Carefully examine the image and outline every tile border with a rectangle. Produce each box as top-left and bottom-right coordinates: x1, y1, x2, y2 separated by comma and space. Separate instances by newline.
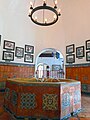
65, 63, 90, 67
0, 61, 35, 67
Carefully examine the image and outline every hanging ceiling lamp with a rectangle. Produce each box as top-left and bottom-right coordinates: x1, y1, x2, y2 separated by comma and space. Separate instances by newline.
28, 0, 61, 26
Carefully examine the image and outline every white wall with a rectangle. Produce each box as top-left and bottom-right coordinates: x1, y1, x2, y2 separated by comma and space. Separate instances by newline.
0, 0, 36, 63
62, 0, 90, 64
0, 0, 66, 64
34, 20, 66, 60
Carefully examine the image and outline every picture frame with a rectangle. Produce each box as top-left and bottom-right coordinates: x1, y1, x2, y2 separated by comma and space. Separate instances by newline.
15, 47, 24, 58
25, 45, 34, 54
66, 54, 75, 63
86, 51, 90, 61
3, 40, 15, 50
66, 44, 75, 54
76, 46, 84, 58
86, 40, 90, 50
52, 65, 61, 71
2, 51, 14, 61
24, 54, 33, 63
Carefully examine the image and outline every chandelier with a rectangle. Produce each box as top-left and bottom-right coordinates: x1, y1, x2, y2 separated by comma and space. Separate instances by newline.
28, 0, 61, 26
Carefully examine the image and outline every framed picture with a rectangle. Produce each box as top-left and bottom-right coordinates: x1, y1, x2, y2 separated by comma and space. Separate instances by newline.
52, 65, 61, 71
24, 54, 33, 63
66, 54, 75, 63
86, 40, 90, 50
66, 44, 75, 54
3, 40, 15, 50
2, 51, 14, 61
76, 46, 84, 58
86, 51, 90, 61
15, 47, 24, 57
25, 45, 34, 54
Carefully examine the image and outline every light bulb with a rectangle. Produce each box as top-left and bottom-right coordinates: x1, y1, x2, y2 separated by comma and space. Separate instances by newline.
30, 2, 33, 6
58, 9, 61, 14
35, 16, 37, 21
43, 0, 46, 6
43, 0, 46, 3
54, 0, 57, 9
45, 18, 47, 23
54, 15, 56, 20
55, 0, 57, 5
29, 9, 32, 15
30, 1, 33, 9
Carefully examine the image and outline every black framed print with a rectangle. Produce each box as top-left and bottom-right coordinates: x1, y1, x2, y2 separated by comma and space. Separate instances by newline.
2, 51, 14, 61
66, 54, 75, 63
15, 47, 24, 58
24, 54, 33, 63
66, 44, 75, 54
3, 40, 15, 50
25, 45, 34, 54
86, 51, 90, 61
86, 40, 90, 50
76, 46, 84, 58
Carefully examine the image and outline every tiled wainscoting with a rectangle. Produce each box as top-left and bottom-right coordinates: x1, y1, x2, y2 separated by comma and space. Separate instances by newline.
0, 62, 35, 91
66, 63, 90, 93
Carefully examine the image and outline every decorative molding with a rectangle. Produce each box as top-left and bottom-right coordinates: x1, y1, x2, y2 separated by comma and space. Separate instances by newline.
8, 81, 60, 87
0, 61, 35, 67
65, 63, 90, 67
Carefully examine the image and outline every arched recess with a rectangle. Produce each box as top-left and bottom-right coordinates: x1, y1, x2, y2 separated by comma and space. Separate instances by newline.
35, 48, 65, 79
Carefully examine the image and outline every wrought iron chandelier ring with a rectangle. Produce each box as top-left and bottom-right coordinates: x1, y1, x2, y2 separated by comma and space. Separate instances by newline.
29, 5, 61, 26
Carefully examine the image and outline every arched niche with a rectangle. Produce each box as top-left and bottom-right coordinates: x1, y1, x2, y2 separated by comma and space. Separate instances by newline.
35, 48, 65, 79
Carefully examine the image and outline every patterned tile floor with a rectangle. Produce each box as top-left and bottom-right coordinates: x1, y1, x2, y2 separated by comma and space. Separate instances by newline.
0, 92, 90, 120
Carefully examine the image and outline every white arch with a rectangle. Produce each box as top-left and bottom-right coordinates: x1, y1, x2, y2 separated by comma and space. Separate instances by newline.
35, 47, 65, 79
35, 47, 64, 71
